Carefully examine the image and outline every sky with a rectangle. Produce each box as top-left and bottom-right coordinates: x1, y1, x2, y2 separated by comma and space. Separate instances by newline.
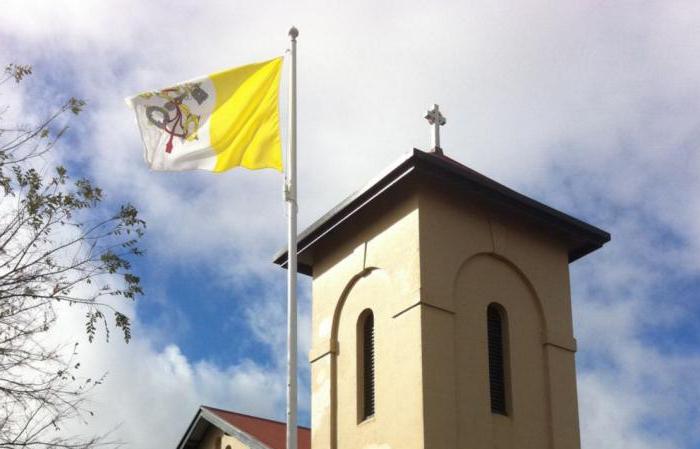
1, 1, 700, 448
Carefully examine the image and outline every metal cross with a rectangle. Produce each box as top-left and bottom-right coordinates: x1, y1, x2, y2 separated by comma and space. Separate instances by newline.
424, 104, 446, 154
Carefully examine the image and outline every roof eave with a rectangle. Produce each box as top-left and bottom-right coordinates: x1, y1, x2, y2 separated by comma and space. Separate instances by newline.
176, 407, 271, 449
175, 408, 202, 449
273, 149, 610, 274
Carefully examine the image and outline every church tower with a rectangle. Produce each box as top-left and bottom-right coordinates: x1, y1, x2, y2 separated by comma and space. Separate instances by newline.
275, 124, 609, 449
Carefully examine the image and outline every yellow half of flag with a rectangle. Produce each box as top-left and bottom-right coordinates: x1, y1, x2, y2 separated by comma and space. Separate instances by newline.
126, 57, 283, 172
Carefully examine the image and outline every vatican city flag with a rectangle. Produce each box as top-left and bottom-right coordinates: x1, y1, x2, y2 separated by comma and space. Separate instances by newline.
127, 28, 301, 449
126, 57, 283, 172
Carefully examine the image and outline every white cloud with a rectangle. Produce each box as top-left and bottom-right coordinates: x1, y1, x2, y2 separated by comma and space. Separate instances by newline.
48, 299, 295, 449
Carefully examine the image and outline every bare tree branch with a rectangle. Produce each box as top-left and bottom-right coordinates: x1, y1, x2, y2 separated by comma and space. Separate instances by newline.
0, 63, 145, 449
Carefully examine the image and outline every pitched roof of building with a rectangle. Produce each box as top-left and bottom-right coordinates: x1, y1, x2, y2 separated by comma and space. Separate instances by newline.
177, 406, 310, 449
274, 148, 610, 275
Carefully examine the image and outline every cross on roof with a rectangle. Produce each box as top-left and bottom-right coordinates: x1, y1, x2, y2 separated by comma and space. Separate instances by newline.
424, 104, 446, 154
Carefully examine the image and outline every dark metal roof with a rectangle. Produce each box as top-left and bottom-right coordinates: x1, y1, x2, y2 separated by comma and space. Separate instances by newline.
274, 149, 610, 276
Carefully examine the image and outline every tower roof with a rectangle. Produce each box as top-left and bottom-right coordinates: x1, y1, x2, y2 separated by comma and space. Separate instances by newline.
274, 149, 610, 276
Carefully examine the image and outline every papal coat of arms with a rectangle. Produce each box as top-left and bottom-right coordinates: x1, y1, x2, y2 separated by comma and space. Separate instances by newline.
138, 83, 209, 153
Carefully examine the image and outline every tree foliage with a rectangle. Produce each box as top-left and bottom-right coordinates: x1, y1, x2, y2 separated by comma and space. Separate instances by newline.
0, 64, 145, 448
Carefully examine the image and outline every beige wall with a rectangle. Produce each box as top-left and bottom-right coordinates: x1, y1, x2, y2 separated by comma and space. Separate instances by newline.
196, 427, 223, 449
194, 426, 252, 449
418, 184, 580, 449
309, 180, 581, 449
310, 186, 423, 449
451, 255, 549, 448
221, 434, 252, 449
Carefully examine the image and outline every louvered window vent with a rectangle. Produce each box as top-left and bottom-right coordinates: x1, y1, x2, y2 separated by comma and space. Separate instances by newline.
487, 304, 507, 415
361, 311, 375, 420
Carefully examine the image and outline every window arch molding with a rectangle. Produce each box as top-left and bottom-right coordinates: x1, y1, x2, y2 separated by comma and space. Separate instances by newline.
450, 252, 548, 338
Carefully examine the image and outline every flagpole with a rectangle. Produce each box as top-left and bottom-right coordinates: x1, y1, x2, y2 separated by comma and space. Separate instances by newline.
285, 26, 299, 449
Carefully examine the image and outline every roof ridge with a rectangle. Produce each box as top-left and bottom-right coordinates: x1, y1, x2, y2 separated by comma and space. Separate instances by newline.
201, 405, 311, 430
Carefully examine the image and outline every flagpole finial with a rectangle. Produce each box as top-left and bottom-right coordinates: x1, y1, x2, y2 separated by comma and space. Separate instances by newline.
289, 26, 299, 40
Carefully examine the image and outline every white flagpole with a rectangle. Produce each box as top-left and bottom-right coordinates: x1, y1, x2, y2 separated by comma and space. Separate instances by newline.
285, 26, 299, 449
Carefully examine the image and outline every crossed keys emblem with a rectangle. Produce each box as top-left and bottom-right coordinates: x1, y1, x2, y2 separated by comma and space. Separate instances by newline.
141, 83, 209, 153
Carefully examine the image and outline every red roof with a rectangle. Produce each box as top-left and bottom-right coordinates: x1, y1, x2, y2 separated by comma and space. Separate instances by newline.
203, 406, 310, 449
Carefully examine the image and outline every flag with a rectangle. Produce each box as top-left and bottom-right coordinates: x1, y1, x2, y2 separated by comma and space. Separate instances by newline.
126, 57, 283, 172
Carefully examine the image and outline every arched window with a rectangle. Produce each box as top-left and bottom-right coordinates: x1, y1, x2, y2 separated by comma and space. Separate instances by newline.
358, 310, 375, 421
487, 304, 508, 415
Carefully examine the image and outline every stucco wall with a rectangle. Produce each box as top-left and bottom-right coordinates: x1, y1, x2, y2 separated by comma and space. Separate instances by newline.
418, 183, 580, 449
196, 427, 223, 449
194, 425, 256, 449
309, 179, 581, 449
310, 186, 423, 449
221, 434, 252, 449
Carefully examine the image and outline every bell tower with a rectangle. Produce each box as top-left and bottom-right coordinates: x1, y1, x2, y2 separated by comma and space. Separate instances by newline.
275, 147, 609, 449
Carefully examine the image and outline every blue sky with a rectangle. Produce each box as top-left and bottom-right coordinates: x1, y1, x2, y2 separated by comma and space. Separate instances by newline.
1, 1, 700, 448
